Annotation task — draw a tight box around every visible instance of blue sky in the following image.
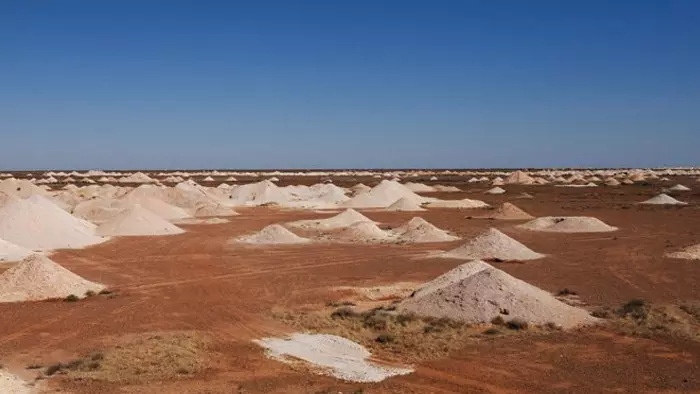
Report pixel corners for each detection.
[1,0,699,170]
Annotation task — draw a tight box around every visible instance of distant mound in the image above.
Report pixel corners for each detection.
[519,216,618,233]
[475,202,534,220]
[441,228,544,261]
[392,217,459,243]
[96,204,185,236]
[668,184,691,191]
[665,243,700,260]
[386,197,426,212]
[335,222,395,243]
[233,224,310,245]
[0,254,105,303]
[423,198,489,209]
[485,187,506,195]
[287,209,374,230]
[639,193,687,205]
[400,261,596,329]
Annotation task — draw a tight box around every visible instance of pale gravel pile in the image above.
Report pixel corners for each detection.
[423,198,489,209]
[334,222,395,243]
[233,224,310,245]
[96,204,185,236]
[669,184,691,191]
[503,170,535,185]
[122,196,192,220]
[0,370,35,394]
[411,260,492,299]
[72,198,126,223]
[402,182,437,193]
[665,243,700,260]
[485,186,506,195]
[0,194,107,251]
[392,217,459,243]
[253,333,413,382]
[0,238,33,262]
[287,209,374,230]
[639,193,687,205]
[0,254,105,302]
[604,178,621,186]
[193,202,239,217]
[441,228,544,261]
[518,216,618,233]
[342,180,426,208]
[386,197,426,212]
[432,185,462,192]
[400,261,597,329]
[475,202,534,220]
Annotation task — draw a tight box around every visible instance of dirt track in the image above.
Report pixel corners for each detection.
[1,181,699,393]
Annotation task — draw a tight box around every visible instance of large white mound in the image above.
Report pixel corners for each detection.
[96,204,185,236]
[253,333,413,382]
[229,180,291,206]
[518,216,618,233]
[122,196,192,220]
[233,224,310,245]
[441,228,544,261]
[0,178,47,199]
[423,198,489,209]
[0,194,106,251]
[639,193,687,205]
[411,260,493,299]
[0,238,33,263]
[386,197,426,212]
[400,261,596,329]
[342,180,425,208]
[403,182,437,193]
[392,217,459,243]
[0,254,105,302]
[475,202,534,220]
[665,243,700,260]
[503,170,534,185]
[72,198,126,223]
[287,209,374,230]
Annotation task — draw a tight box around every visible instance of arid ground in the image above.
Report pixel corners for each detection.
[1,178,699,393]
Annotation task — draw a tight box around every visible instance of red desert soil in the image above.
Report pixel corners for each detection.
[0,181,699,393]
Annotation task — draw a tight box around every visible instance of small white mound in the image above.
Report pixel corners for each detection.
[0,254,105,302]
[96,204,185,236]
[400,261,596,329]
[604,178,621,186]
[253,333,413,383]
[639,193,687,205]
[233,224,310,245]
[392,217,459,243]
[193,202,239,217]
[403,182,437,193]
[335,222,395,243]
[503,170,534,185]
[287,209,374,230]
[669,184,691,191]
[0,238,33,262]
[665,244,700,260]
[386,197,426,212]
[441,228,544,261]
[423,198,489,209]
[475,202,534,220]
[0,194,106,251]
[519,216,618,233]
[432,185,461,192]
[485,186,506,195]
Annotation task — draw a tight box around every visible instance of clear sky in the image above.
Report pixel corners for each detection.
[2,0,699,170]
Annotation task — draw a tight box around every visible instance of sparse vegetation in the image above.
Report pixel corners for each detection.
[64,294,80,302]
[330,307,358,319]
[617,299,649,319]
[557,288,578,296]
[85,290,96,297]
[326,300,356,308]
[591,307,613,318]
[506,319,529,330]
[26,364,43,370]
[375,333,395,344]
[483,328,501,335]
[491,315,506,325]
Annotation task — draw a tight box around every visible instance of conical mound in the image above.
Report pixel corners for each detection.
[387,197,426,212]
[392,217,459,243]
[604,178,621,186]
[123,196,192,220]
[476,202,534,220]
[233,224,310,245]
[485,187,506,195]
[503,170,534,185]
[400,262,596,329]
[515,192,534,199]
[0,238,33,262]
[0,254,105,302]
[665,243,700,260]
[335,222,395,243]
[669,184,691,191]
[518,216,617,233]
[441,228,544,261]
[639,193,687,205]
[411,260,492,299]
[96,204,185,236]
[288,209,374,230]
[0,194,106,251]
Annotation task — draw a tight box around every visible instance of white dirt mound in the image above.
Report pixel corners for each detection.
[233,224,310,245]
[0,194,107,251]
[386,197,426,212]
[400,261,596,329]
[475,202,534,220]
[485,186,506,195]
[0,254,105,302]
[519,216,617,233]
[0,238,33,262]
[0,370,34,394]
[665,244,700,260]
[432,185,461,192]
[669,184,691,191]
[392,217,459,243]
[193,202,239,217]
[122,196,192,220]
[441,228,544,261]
[411,260,493,299]
[335,222,395,243]
[72,198,125,223]
[423,198,489,209]
[287,209,374,230]
[503,170,534,185]
[403,182,437,193]
[342,180,425,208]
[253,333,413,382]
[639,193,687,205]
[96,204,185,236]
